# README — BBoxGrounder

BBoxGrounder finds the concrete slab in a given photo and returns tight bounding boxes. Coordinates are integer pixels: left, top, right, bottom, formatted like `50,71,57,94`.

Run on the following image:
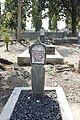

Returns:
17,48,64,66
0,86,74,120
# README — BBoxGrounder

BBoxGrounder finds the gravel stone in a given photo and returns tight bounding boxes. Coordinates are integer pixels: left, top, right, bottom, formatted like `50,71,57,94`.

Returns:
10,90,62,120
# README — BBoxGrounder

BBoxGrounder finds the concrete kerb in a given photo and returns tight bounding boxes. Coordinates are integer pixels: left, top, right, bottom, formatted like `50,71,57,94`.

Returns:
56,86,74,120
0,86,74,120
17,48,64,66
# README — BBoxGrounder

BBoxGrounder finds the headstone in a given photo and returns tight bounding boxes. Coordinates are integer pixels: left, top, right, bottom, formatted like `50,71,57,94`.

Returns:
30,43,46,96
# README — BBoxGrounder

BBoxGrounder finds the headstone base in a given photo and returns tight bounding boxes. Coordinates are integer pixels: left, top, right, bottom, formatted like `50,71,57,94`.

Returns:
31,65,45,96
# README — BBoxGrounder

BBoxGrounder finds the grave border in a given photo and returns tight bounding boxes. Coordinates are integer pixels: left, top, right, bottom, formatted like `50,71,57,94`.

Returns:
0,86,74,120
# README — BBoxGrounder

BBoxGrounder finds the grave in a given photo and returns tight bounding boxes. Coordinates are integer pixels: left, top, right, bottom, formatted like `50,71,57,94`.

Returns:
17,44,64,66
0,42,74,120
0,87,74,120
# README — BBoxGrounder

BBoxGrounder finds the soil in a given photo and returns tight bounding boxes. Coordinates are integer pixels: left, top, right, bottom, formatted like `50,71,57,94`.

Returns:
0,42,80,119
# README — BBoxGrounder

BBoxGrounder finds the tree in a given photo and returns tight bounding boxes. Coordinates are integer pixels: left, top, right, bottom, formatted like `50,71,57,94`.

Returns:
46,0,80,35
3,0,27,37
71,0,77,36
1,27,10,51
76,0,80,30
48,0,59,31
17,0,22,42
0,2,1,31
56,0,78,36
1,0,80,36
31,0,42,31
0,2,1,19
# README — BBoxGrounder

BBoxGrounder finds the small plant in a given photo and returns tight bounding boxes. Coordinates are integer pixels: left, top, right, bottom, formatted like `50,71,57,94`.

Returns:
3,32,10,51
1,27,10,51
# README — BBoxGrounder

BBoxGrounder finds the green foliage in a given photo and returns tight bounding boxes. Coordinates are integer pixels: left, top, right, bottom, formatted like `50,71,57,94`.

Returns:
49,15,58,31
2,0,27,31
48,0,59,31
2,0,18,30
1,0,80,35
31,0,42,31
3,32,10,44
1,27,10,51
78,22,80,29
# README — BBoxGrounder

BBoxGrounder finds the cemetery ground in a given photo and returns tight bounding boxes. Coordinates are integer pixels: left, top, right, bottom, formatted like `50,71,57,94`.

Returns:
0,42,80,120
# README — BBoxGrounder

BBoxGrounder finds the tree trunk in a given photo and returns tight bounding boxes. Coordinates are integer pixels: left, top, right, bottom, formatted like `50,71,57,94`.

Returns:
71,0,77,36
49,19,51,30
6,43,9,51
17,0,22,42
0,2,1,25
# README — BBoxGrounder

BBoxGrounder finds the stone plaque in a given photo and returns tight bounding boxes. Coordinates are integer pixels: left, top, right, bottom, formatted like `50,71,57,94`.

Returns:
30,44,46,64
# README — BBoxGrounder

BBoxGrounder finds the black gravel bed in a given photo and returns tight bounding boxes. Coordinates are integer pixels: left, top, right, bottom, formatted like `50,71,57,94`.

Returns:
10,90,62,120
